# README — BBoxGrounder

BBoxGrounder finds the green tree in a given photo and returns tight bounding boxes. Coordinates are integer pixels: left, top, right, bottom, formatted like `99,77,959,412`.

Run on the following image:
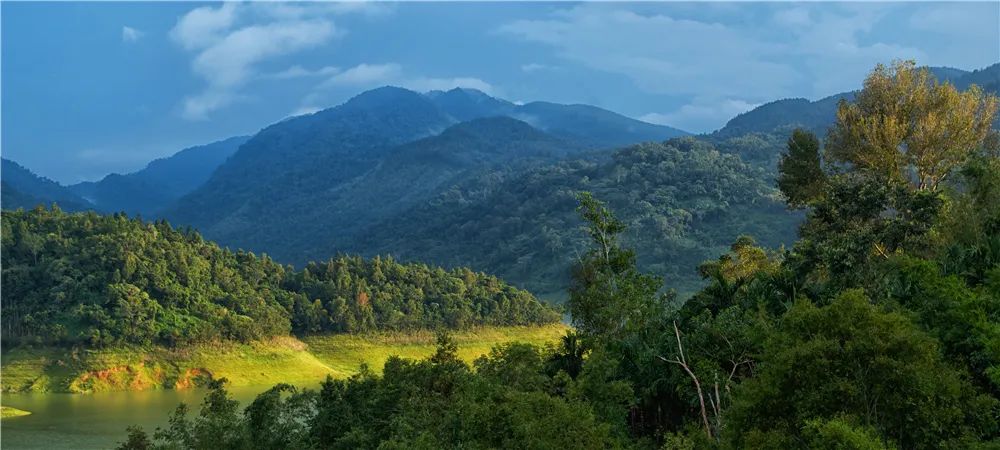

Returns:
827,60,998,191
778,129,827,208
568,192,665,341
727,290,997,449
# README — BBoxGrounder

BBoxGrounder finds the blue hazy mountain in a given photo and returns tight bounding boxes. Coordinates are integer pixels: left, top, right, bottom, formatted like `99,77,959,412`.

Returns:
427,87,689,146
164,86,686,260
1,159,92,211
70,136,249,216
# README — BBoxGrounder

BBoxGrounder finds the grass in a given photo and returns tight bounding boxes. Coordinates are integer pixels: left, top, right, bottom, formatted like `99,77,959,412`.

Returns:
1,406,31,419
1,325,568,393
303,324,569,375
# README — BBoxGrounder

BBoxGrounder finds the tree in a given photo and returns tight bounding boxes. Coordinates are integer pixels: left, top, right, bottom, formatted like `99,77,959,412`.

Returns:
727,290,997,449
778,129,826,208
826,60,998,191
115,426,153,450
568,192,665,341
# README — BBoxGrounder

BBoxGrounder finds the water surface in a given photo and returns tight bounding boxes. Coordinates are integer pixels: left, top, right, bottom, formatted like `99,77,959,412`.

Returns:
2,385,302,449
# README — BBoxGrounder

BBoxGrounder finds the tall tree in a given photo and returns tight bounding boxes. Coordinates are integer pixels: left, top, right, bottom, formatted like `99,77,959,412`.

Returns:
826,60,998,191
567,192,664,341
777,129,826,208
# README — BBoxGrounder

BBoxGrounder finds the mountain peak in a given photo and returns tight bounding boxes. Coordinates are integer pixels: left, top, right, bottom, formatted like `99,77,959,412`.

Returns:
426,88,514,122
441,116,551,140
341,86,428,111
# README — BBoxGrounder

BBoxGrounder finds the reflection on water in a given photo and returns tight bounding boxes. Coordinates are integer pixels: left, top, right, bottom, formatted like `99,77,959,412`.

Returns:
2,383,322,450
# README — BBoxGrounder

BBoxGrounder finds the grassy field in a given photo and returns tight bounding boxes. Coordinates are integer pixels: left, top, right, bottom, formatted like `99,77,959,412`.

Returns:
0,325,568,394
303,324,568,375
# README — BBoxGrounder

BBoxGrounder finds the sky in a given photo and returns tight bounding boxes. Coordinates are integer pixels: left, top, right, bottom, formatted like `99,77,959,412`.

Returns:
2,1,998,184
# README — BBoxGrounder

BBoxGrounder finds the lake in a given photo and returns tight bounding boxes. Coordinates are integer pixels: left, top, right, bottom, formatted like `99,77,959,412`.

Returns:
1,385,308,449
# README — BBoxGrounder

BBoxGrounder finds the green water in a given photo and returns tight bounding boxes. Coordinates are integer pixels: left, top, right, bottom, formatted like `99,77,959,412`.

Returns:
1,386,290,449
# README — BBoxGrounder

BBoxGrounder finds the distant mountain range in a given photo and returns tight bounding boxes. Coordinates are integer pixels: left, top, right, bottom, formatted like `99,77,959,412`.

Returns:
1,159,91,212
162,86,688,262
3,63,996,296
69,136,249,216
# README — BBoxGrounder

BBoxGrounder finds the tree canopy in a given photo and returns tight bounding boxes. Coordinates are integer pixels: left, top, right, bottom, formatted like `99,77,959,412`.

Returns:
2,207,559,347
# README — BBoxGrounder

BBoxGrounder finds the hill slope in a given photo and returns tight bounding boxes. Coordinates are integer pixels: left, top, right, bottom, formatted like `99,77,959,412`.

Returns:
164,86,688,265
1,207,559,348
69,136,248,216
295,116,585,251
164,87,457,244
428,87,690,146
353,137,801,296
1,159,92,211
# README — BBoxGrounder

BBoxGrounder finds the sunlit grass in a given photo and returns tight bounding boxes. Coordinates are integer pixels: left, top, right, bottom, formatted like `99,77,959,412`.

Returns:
302,324,569,375
0,325,569,393
1,406,32,418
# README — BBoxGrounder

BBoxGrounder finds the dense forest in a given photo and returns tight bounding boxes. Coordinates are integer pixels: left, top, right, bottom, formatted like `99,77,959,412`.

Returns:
1,207,559,347
117,61,1000,449
355,136,799,296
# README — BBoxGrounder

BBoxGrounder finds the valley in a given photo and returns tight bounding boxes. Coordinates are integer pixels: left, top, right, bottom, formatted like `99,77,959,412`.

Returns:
2,48,999,448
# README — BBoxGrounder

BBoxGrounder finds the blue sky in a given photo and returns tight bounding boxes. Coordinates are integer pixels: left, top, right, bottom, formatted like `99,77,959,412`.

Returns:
3,2,998,183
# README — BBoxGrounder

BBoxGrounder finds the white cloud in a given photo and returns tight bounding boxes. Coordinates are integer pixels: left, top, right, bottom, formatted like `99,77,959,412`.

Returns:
499,5,799,101
521,63,552,73
773,7,811,28
497,3,945,130
121,26,143,43
316,63,495,95
262,65,341,80
640,97,760,132
170,3,240,51
297,63,495,114
403,77,495,95
171,2,374,120
321,63,402,87
288,106,322,118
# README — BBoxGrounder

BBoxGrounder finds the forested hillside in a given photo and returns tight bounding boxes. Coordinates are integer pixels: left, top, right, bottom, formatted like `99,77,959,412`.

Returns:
69,136,248,216
118,61,1000,450
1,207,558,347
353,137,799,296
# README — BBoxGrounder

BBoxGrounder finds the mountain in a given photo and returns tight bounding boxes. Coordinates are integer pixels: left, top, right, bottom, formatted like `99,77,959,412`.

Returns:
173,115,588,263
953,63,1000,93
427,87,690,146
1,159,91,211
305,116,585,245
710,93,851,139
426,87,516,121
512,101,689,147
710,64,997,139
166,86,456,235
70,136,249,216
351,137,801,297
164,86,688,267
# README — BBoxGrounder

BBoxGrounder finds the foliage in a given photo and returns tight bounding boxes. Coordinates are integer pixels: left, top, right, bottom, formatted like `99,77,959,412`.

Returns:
827,60,998,190
778,129,827,208
118,340,625,450
1,207,558,347
107,60,1000,448
360,137,799,296
726,291,996,449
